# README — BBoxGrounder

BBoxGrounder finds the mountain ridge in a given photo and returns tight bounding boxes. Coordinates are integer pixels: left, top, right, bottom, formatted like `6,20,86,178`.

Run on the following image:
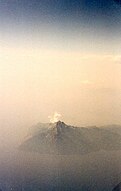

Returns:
20,121,121,155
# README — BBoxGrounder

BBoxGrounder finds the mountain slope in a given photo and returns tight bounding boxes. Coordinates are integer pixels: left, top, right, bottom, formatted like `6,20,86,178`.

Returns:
20,121,121,155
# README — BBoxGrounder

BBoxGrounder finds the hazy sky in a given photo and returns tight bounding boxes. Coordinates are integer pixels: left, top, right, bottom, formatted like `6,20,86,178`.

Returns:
0,0,121,147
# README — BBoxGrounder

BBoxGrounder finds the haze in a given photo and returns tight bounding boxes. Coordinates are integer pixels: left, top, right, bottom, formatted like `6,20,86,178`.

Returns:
0,0,121,149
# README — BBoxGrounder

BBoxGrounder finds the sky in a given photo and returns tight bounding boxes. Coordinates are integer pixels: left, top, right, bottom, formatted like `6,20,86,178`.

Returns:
0,0,121,147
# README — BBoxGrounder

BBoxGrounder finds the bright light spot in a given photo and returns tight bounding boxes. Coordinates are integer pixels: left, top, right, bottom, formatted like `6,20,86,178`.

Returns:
48,112,62,123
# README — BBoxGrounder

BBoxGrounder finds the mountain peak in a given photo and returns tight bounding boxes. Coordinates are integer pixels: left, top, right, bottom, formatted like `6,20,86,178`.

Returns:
52,121,66,137
20,123,121,155
55,120,65,126
50,121,66,130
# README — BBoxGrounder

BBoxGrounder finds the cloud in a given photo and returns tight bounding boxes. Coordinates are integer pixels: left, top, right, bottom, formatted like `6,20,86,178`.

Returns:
48,112,62,123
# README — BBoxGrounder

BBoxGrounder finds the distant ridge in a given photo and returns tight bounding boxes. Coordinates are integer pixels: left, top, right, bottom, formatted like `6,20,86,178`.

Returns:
20,121,121,155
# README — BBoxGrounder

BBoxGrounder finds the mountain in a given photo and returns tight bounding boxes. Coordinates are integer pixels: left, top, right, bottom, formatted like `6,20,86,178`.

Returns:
20,121,121,155
101,125,121,135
